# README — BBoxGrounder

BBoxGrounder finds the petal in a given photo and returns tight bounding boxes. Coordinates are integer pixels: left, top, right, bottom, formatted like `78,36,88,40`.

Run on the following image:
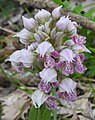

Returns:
35,9,51,24
28,42,38,51
13,29,33,44
55,32,64,46
31,89,48,108
75,64,87,73
45,99,58,110
66,21,77,37
72,35,86,45
51,51,59,58
52,6,62,19
64,39,75,47
60,48,75,62
62,62,74,76
51,27,57,39
81,45,91,53
22,16,37,31
39,68,57,83
36,41,54,57
19,49,36,68
56,61,63,69
56,16,70,31
72,44,91,53
7,50,21,65
38,81,52,93
44,55,55,68
63,91,77,101
59,78,77,93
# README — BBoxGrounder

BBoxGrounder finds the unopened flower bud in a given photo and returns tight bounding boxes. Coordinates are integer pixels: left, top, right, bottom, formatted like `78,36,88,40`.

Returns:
35,9,51,24
52,6,62,20
22,16,38,32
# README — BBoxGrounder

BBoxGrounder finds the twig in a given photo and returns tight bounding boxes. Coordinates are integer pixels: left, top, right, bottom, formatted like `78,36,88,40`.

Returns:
77,76,95,83
0,26,16,34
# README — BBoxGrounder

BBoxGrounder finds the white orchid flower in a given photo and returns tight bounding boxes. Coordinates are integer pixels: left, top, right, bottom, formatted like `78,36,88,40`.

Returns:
8,49,36,68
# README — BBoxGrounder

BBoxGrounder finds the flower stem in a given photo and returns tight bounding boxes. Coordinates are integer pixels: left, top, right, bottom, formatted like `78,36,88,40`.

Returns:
52,87,57,120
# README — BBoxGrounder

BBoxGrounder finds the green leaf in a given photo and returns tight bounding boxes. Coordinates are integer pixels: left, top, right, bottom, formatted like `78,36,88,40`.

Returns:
28,104,51,120
89,47,95,53
28,105,38,120
52,0,63,5
62,0,70,9
84,8,95,18
72,3,83,14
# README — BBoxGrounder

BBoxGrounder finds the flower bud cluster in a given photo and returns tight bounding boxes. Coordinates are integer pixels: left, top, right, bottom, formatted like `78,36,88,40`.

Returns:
7,6,90,110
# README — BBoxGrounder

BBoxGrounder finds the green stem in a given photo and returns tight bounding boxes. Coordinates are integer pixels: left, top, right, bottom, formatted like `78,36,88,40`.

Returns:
53,110,57,120
52,87,57,120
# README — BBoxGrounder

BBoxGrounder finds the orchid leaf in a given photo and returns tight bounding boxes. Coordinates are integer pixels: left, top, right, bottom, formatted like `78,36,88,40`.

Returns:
28,104,51,120
52,0,63,5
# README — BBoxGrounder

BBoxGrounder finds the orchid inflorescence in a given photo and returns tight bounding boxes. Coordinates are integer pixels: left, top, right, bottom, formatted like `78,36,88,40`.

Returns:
7,6,90,110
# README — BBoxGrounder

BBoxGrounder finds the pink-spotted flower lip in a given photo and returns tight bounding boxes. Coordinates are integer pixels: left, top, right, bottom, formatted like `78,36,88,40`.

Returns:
14,63,24,73
22,16,38,32
38,81,52,93
35,41,54,58
39,68,57,84
60,48,75,62
74,54,87,73
59,78,77,101
72,35,86,45
56,61,63,70
44,55,55,68
31,89,48,108
45,95,58,110
51,51,59,58
62,61,74,76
